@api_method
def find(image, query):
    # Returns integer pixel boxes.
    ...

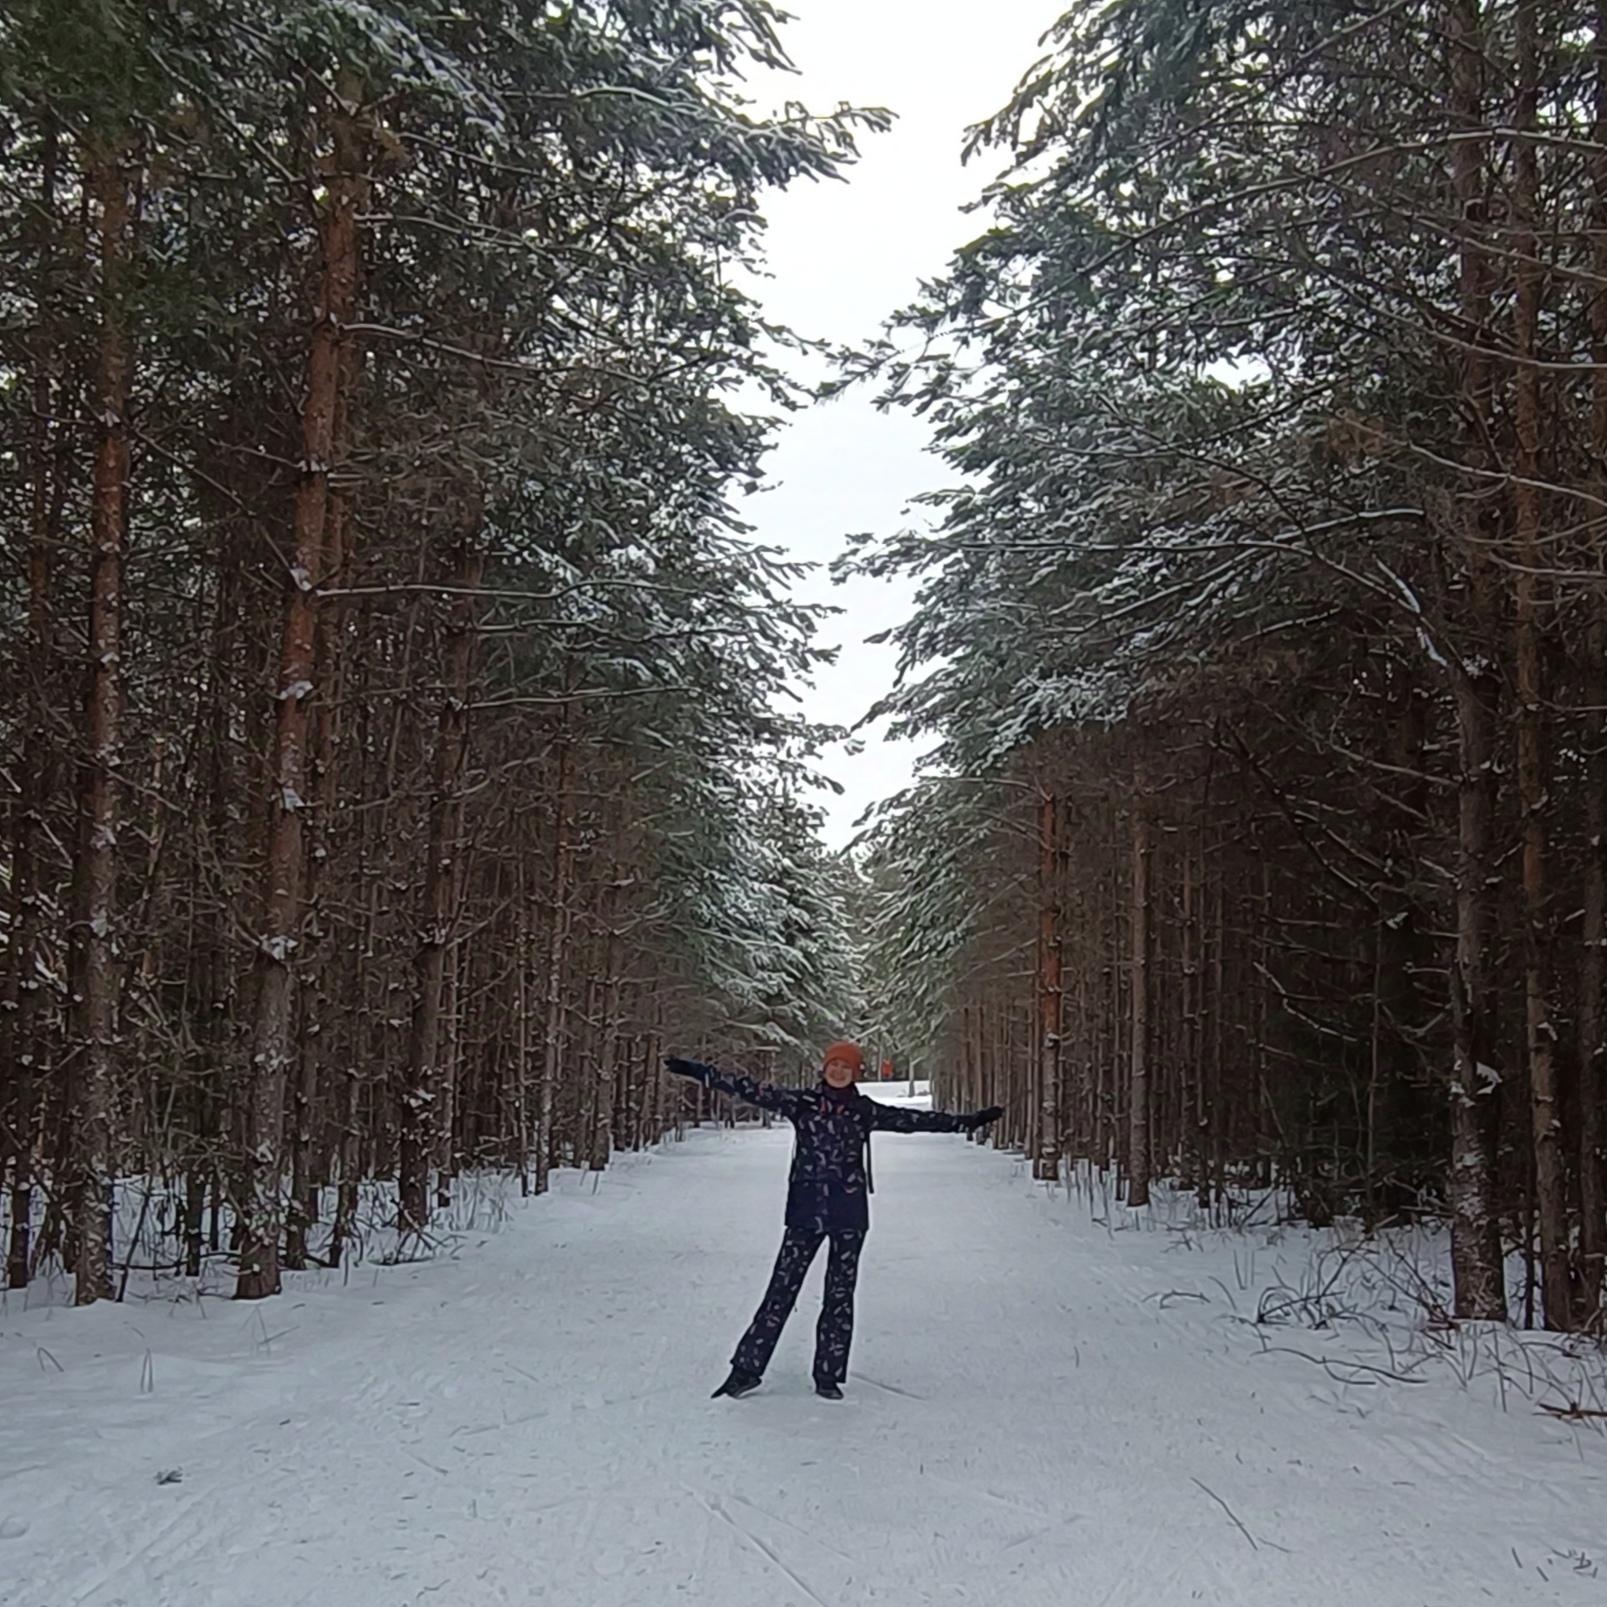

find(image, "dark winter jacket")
[671,1063,974,1232]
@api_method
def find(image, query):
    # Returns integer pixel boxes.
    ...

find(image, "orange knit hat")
[821,1041,864,1075]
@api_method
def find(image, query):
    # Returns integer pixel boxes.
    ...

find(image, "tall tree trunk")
[5,118,62,1291]
[1098,856,1118,1170]
[284,361,356,1273]
[238,84,366,1300]
[1444,0,1507,1320]
[1179,830,1200,1192]
[515,863,533,1195]
[1511,0,1569,1329]
[1128,771,1152,1208]
[535,738,575,1195]
[1447,633,1507,1318]
[590,900,621,1172]
[326,872,371,1273]
[1034,787,1062,1182]
[400,542,483,1232]
[184,524,243,1279]
[1578,0,1607,1328]
[69,141,135,1307]
[643,1029,662,1150]
[579,972,603,1157]
[1207,870,1226,1211]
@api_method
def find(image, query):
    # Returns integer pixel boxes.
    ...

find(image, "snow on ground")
[4,1120,1606,1607]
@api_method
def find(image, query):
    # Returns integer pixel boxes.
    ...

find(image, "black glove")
[964,1105,1004,1132]
[664,1056,714,1084]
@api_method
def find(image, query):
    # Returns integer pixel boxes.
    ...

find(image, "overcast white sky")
[738,1,1056,849]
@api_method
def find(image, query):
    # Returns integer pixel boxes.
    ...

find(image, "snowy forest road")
[6,1127,1605,1607]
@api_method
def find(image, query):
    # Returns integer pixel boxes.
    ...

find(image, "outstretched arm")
[868,1100,1004,1135]
[664,1057,805,1118]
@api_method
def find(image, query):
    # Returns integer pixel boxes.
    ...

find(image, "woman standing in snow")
[664,1041,1003,1400]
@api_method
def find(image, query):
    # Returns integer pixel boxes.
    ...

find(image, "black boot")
[712,1367,761,1400]
[814,1379,843,1400]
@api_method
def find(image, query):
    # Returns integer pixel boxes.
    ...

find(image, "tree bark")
[1510,0,1569,1329]
[1179,831,1201,1192]
[284,338,357,1273]
[1128,771,1152,1208]
[515,862,533,1195]
[435,932,463,1210]
[399,542,483,1233]
[590,899,622,1172]
[5,118,63,1291]
[1578,0,1607,1327]
[1034,787,1062,1182]
[69,141,135,1307]
[238,83,366,1300]
[1444,0,1507,1320]
[535,737,574,1195]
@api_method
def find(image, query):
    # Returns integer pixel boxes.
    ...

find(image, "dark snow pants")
[731,1226,866,1384]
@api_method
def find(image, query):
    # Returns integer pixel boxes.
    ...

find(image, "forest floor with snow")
[5,1111,1607,1606]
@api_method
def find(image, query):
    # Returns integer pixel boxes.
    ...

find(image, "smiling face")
[823,1056,857,1090]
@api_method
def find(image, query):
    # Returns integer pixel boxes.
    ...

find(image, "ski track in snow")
[4,1126,1606,1606]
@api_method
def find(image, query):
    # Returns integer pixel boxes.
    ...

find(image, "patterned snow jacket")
[700,1068,970,1233]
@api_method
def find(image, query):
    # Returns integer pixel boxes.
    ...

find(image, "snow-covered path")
[6,1125,1606,1607]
